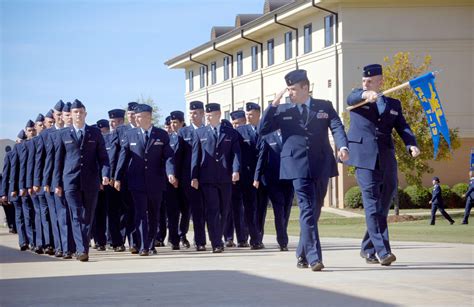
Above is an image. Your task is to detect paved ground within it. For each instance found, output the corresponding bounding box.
[0,227,473,307]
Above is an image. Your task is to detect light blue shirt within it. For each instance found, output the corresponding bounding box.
[376,96,386,114]
[73,125,85,141]
[140,126,153,143]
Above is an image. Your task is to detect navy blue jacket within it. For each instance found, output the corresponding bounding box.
[43,126,62,188]
[235,125,259,183]
[17,142,28,191]
[254,131,284,186]
[259,98,348,180]
[34,130,49,187]
[191,124,241,184]
[176,125,199,182]
[431,184,443,206]
[465,179,474,201]
[1,151,13,199]
[115,126,174,194]
[8,144,21,194]
[346,89,417,171]
[54,125,110,192]
[25,138,39,189]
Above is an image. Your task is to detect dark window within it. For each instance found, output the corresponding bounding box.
[199,66,206,89]
[304,23,312,54]
[251,45,258,72]
[211,62,217,85]
[267,39,274,66]
[324,15,334,47]
[237,51,243,76]
[285,31,292,60]
[223,56,230,80]
[188,70,194,92]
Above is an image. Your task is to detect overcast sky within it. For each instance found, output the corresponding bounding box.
[0,0,263,139]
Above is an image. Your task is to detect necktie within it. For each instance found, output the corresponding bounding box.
[301,104,308,124]
[376,96,386,114]
[77,130,83,144]
[213,127,218,140]
[144,130,149,146]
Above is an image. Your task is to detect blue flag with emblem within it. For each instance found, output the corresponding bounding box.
[409,72,451,159]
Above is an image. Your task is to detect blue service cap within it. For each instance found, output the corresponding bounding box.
[71,99,85,109]
[165,116,171,125]
[25,120,35,128]
[205,103,220,113]
[363,64,382,77]
[63,102,72,112]
[230,110,245,120]
[134,103,152,113]
[284,69,308,86]
[17,129,26,140]
[245,102,260,111]
[53,100,65,112]
[127,102,138,111]
[221,119,232,128]
[170,111,184,121]
[189,100,204,110]
[96,119,109,129]
[108,109,126,119]
[433,176,440,182]
[5,145,12,152]
[45,109,54,119]
[35,113,45,122]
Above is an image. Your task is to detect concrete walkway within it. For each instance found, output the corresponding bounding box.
[0,228,473,306]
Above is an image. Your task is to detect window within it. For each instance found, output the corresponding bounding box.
[199,66,206,89]
[304,23,312,54]
[251,45,259,72]
[267,39,274,66]
[224,110,230,120]
[284,31,292,60]
[211,62,217,85]
[223,56,230,81]
[324,15,334,47]
[188,70,194,92]
[237,51,243,76]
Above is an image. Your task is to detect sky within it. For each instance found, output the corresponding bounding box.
[0,0,264,139]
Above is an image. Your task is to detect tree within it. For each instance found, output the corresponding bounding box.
[382,52,460,186]
[124,96,162,126]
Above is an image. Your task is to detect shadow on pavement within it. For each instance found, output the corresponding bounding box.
[0,270,395,307]
[0,245,61,264]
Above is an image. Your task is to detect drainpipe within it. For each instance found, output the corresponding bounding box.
[213,42,235,111]
[274,14,299,69]
[189,54,209,104]
[241,29,265,109]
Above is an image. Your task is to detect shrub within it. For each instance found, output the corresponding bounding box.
[452,183,468,198]
[439,184,459,208]
[344,186,363,208]
[393,188,411,209]
[404,185,431,208]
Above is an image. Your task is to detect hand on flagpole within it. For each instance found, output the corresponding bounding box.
[362,90,379,103]
[410,146,421,158]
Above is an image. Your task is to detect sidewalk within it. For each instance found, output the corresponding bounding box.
[1,228,472,306]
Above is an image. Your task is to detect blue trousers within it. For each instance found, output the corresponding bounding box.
[163,184,179,245]
[225,183,248,243]
[65,190,98,254]
[31,194,44,247]
[12,197,28,247]
[293,178,327,265]
[356,167,397,258]
[182,180,207,246]
[430,203,454,225]
[131,190,163,252]
[463,197,473,223]
[267,180,294,247]
[105,186,124,247]
[37,193,52,247]
[21,195,35,247]
[45,192,61,251]
[156,196,167,243]
[256,183,269,239]
[55,193,75,253]
[92,190,107,246]
[201,183,231,248]
[120,189,137,248]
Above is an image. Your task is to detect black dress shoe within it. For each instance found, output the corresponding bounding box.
[310,261,325,271]
[34,247,44,254]
[196,245,206,251]
[63,252,73,259]
[280,245,289,251]
[462,221,468,225]
[97,245,106,251]
[225,240,236,248]
[139,250,149,256]
[212,246,224,253]
[237,242,250,248]
[180,237,191,249]
[114,245,126,252]
[450,220,455,225]
[250,243,264,250]
[360,250,380,264]
[77,253,89,262]
[297,256,308,268]
[380,253,397,266]
[45,246,55,255]
[55,251,63,257]
[20,244,29,251]
[155,241,165,247]
[150,249,158,255]
[171,244,180,251]
[129,247,139,254]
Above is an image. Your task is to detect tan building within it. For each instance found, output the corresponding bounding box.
[165,0,474,207]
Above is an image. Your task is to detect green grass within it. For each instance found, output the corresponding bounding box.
[264,207,474,244]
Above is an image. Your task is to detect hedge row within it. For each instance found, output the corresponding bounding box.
[344,183,469,209]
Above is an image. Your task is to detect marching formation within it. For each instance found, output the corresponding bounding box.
[1,66,425,271]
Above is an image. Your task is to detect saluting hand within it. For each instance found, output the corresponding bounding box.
[410,146,421,158]
[272,88,288,107]
[191,179,199,190]
[55,186,63,197]
[114,180,121,192]
[232,172,240,183]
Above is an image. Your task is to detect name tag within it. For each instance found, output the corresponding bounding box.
[184,138,191,141]
[130,142,137,146]
[317,112,329,119]
[154,141,163,145]
[224,138,231,142]
[283,116,292,120]
[106,147,111,150]
[269,142,277,146]
[390,110,399,116]
[65,140,73,144]
[200,138,207,142]
[244,139,250,143]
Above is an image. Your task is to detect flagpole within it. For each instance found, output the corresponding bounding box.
[346,71,439,111]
